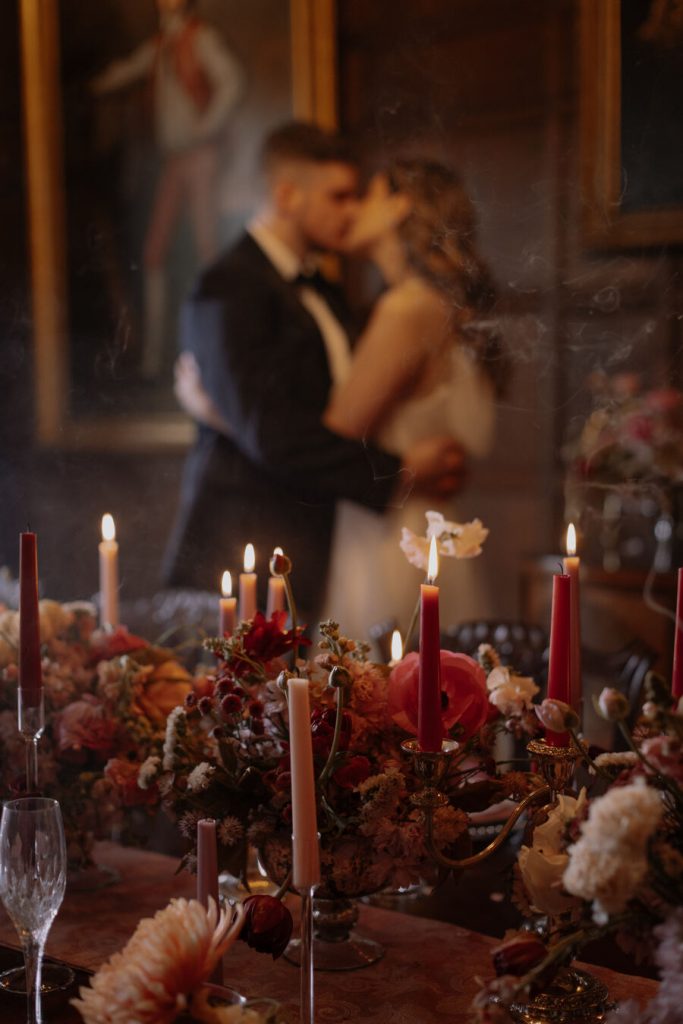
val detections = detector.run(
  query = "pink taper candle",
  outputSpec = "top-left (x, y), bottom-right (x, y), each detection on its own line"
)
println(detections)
top-left (239, 543), bottom-right (257, 622)
top-left (418, 536), bottom-right (443, 752)
top-left (19, 532), bottom-right (42, 708)
top-left (287, 677), bottom-right (320, 890)
top-left (219, 571), bottom-right (237, 637)
top-left (546, 573), bottom-right (572, 746)
top-left (197, 818), bottom-right (221, 982)
top-left (563, 523), bottom-right (582, 715)
top-left (672, 568), bottom-right (683, 701)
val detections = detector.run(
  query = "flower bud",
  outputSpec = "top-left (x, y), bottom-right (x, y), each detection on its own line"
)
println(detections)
top-left (595, 687), bottom-right (630, 722)
top-left (269, 551), bottom-right (292, 577)
top-left (240, 895), bottom-right (293, 959)
top-left (221, 693), bottom-right (242, 717)
top-left (534, 698), bottom-right (578, 733)
top-left (491, 933), bottom-right (547, 977)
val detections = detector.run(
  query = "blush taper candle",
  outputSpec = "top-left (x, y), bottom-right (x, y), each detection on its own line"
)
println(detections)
top-left (239, 543), bottom-right (257, 622)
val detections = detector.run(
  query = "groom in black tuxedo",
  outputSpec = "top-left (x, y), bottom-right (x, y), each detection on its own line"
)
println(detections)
top-left (163, 123), bottom-right (463, 624)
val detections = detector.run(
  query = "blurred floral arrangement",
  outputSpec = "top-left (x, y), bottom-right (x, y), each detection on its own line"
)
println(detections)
top-left (474, 678), bottom-right (683, 1024)
top-left (564, 372), bottom-right (683, 494)
top-left (144, 608), bottom-right (542, 898)
top-left (72, 895), bottom-right (285, 1024)
top-left (0, 599), bottom-right (198, 867)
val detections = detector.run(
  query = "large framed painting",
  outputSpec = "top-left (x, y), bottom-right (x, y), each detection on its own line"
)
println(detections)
top-left (580, 0), bottom-right (683, 248)
top-left (20, 0), bottom-right (337, 450)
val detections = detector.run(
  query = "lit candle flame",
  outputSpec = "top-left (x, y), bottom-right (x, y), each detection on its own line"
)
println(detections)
top-left (273, 546), bottom-right (283, 556)
top-left (221, 570), bottom-right (232, 598)
top-left (427, 535), bottom-right (439, 582)
top-left (101, 514), bottom-right (116, 543)
top-left (390, 629), bottom-right (403, 663)
top-left (566, 523), bottom-right (577, 558)
top-left (243, 543), bottom-right (255, 573)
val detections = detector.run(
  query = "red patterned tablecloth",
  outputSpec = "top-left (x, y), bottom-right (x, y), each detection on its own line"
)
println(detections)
top-left (0, 842), bottom-right (659, 1023)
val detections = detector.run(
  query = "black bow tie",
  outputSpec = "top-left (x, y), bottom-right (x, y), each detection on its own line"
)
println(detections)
top-left (294, 269), bottom-right (329, 294)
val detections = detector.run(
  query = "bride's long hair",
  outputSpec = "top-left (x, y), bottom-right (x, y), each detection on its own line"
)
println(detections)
top-left (386, 159), bottom-right (507, 396)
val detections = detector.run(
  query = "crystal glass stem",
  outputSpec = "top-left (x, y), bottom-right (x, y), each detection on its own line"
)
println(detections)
top-left (23, 936), bottom-right (43, 1024)
top-left (298, 887), bottom-right (315, 1024)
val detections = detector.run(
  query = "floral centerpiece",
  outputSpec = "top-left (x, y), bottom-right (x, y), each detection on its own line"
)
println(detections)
top-left (137, 605), bottom-right (542, 901)
top-left (474, 678), bottom-right (683, 1024)
top-left (0, 599), bottom-right (198, 868)
top-left (563, 372), bottom-right (683, 567)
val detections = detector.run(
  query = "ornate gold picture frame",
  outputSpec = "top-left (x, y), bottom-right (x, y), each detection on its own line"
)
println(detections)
top-left (580, 0), bottom-right (683, 249)
top-left (20, 0), bottom-right (337, 450)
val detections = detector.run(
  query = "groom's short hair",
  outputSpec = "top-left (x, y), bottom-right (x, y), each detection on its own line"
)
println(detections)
top-left (261, 122), bottom-right (356, 179)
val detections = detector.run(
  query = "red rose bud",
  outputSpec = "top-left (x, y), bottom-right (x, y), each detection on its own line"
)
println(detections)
top-left (248, 699), bottom-right (264, 718)
top-left (269, 552), bottom-right (292, 577)
top-left (334, 755), bottom-right (371, 789)
top-left (240, 895), bottom-right (293, 959)
top-left (215, 679), bottom-right (234, 698)
top-left (491, 934), bottom-right (547, 977)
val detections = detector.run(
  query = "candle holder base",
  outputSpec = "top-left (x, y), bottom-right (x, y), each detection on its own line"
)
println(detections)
top-left (498, 966), bottom-right (613, 1023)
top-left (284, 897), bottom-right (384, 972)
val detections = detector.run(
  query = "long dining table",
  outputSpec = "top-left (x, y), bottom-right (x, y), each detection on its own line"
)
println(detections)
top-left (0, 842), bottom-right (658, 1024)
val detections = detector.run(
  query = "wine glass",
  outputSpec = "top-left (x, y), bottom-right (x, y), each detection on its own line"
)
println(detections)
top-left (0, 797), bottom-right (67, 1024)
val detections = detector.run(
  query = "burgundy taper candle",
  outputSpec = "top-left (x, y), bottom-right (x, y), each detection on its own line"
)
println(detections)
top-left (418, 538), bottom-right (443, 752)
top-left (546, 573), bottom-right (571, 746)
top-left (672, 568), bottom-right (683, 701)
top-left (19, 532), bottom-right (42, 708)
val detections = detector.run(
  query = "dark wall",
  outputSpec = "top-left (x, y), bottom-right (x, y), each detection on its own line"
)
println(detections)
top-left (2, 1), bottom-right (681, 613)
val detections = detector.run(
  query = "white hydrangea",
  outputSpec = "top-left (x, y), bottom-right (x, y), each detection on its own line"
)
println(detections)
top-left (563, 779), bottom-right (664, 922)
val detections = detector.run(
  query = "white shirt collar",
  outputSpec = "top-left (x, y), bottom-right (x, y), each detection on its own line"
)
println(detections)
top-left (247, 219), bottom-right (302, 282)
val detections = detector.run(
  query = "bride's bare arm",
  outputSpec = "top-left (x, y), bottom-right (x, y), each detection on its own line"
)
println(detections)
top-left (324, 287), bottom-right (442, 440)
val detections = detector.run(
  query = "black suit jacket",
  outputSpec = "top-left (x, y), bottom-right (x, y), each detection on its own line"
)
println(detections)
top-left (163, 233), bottom-right (404, 625)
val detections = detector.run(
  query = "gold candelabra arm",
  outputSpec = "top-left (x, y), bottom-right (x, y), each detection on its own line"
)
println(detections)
top-left (401, 735), bottom-right (582, 873)
top-left (421, 783), bottom-right (551, 871)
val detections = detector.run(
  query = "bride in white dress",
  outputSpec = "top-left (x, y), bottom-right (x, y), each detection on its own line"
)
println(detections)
top-left (322, 160), bottom-right (503, 641)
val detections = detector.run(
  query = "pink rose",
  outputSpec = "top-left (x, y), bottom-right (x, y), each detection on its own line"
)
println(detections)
top-left (388, 651), bottom-right (489, 742)
top-left (55, 695), bottom-right (119, 761)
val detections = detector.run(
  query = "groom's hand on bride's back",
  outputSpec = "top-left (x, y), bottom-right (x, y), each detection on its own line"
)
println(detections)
top-left (401, 436), bottom-right (467, 501)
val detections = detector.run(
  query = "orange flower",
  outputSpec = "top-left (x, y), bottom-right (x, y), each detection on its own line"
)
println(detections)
top-left (72, 898), bottom-right (244, 1024)
top-left (135, 660), bottom-right (193, 725)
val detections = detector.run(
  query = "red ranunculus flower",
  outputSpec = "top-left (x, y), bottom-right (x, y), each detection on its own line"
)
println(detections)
top-left (239, 895), bottom-right (293, 959)
top-left (334, 754), bottom-right (371, 789)
top-left (310, 708), bottom-right (351, 761)
top-left (241, 611), bottom-right (311, 668)
top-left (388, 651), bottom-right (489, 743)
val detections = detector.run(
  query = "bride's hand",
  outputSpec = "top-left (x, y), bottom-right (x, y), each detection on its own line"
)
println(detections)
top-left (174, 352), bottom-right (232, 435)
top-left (401, 435), bottom-right (467, 500)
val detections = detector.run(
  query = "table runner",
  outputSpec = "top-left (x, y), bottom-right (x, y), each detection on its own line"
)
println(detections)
top-left (0, 842), bottom-right (658, 1023)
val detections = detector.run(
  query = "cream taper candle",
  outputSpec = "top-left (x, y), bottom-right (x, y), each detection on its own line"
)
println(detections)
top-left (239, 543), bottom-right (257, 622)
top-left (287, 677), bottom-right (320, 890)
top-left (219, 571), bottom-right (236, 636)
